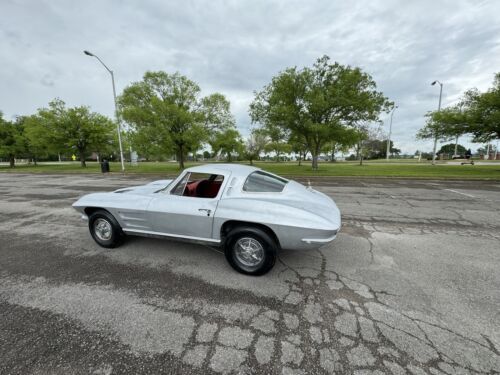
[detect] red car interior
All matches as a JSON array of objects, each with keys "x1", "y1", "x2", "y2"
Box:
[{"x1": 183, "y1": 179, "x2": 222, "y2": 198}]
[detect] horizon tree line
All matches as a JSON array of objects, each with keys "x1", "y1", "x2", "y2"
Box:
[{"x1": 5, "y1": 56, "x2": 496, "y2": 169}]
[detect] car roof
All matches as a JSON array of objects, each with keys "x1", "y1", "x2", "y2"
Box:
[{"x1": 185, "y1": 163, "x2": 261, "y2": 178}]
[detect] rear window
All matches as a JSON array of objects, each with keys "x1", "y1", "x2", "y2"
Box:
[{"x1": 242, "y1": 171, "x2": 288, "y2": 192}]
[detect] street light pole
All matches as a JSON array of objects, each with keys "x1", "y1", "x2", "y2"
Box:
[
  {"x1": 386, "y1": 106, "x2": 398, "y2": 161},
  {"x1": 84, "y1": 50, "x2": 125, "y2": 172},
  {"x1": 431, "y1": 80, "x2": 443, "y2": 166}
]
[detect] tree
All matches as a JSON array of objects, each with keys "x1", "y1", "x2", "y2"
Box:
[
  {"x1": 210, "y1": 128, "x2": 244, "y2": 162},
  {"x1": 416, "y1": 106, "x2": 468, "y2": 160},
  {"x1": 289, "y1": 132, "x2": 309, "y2": 165},
  {"x1": 0, "y1": 112, "x2": 27, "y2": 167},
  {"x1": 438, "y1": 143, "x2": 466, "y2": 157},
  {"x1": 244, "y1": 129, "x2": 267, "y2": 165},
  {"x1": 418, "y1": 73, "x2": 500, "y2": 151},
  {"x1": 118, "y1": 71, "x2": 234, "y2": 169},
  {"x1": 30, "y1": 99, "x2": 116, "y2": 167},
  {"x1": 250, "y1": 56, "x2": 392, "y2": 169},
  {"x1": 321, "y1": 126, "x2": 359, "y2": 161},
  {"x1": 22, "y1": 114, "x2": 60, "y2": 164},
  {"x1": 462, "y1": 73, "x2": 500, "y2": 141},
  {"x1": 352, "y1": 125, "x2": 370, "y2": 165}
]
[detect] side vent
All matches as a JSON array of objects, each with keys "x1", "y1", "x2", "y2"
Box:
[{"x1": 226, "y1": 177, "x2": 237, "y2": 196}]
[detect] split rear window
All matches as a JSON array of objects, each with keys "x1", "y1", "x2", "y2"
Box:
[{"x1": 243, "y1": 171, "x2": 288, "y2": 193}]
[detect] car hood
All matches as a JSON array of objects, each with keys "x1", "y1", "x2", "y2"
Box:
[{"x1": 113, "y1": 179, "x2": 173, "y2": 196}]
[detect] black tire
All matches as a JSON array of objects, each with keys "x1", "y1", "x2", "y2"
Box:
[
  {"x1": 88, "y1": 210, "x2": 124, "y2": 248},
  {"x1": 224, "y1": 226, "x2": 278, "y2": 276}
]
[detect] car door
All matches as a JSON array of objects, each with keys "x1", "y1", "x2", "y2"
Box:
[{"x1": 147, "y1": 171, "x2": 229, "y2": 240}]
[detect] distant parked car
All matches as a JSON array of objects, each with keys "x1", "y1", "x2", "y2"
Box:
[{"x1": 72, "y1": 164, "x2": 341, "y2": 275}]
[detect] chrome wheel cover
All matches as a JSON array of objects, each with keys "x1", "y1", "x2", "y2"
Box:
[
  {"x1": 234, "y1": 237, "x2": 264, "y2": 268},
  {"x1": 94, "y1": 218, "x2": 112, "y2": 241}
]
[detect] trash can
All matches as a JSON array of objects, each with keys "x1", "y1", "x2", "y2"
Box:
[{"x1": 100, "y1": 159, "x2": 110, "y2": 173}]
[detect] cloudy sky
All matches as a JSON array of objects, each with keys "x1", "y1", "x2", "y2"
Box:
[{"x1": 2, "y1": 0, "x2": 500, "y2": 154}]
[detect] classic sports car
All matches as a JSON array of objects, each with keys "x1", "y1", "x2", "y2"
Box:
[{"x1": 73, "y1": 164, "x2": 341, "y2": 275}]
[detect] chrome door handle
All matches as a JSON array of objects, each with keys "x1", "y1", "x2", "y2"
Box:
[{"x1": 198, "y1": 208, "x2": 212, "y2": 216}]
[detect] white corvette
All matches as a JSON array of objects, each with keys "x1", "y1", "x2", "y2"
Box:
[{"x1": 73, "y1": 164, "x2": 341, "y2": 275}]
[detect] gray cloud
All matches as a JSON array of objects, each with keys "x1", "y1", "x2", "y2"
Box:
[{"x1": 1, "y1": 0, "x2": 499, "y2": 153}]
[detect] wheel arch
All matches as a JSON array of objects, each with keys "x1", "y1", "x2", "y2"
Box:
[
  {"x1": 220, "y1": 220, "x2": 281, "y2": 249},
  {"x1": 84, "y1": 207, "x2": 112, "y2": 217}
]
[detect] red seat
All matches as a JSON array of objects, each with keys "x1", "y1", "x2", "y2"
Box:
[
  {"x1": 183, "y1": 181, "x2": 200, "y2": 196},
  {"x1": 196, "y1": 180, "x2": 222, "y2": 198}
]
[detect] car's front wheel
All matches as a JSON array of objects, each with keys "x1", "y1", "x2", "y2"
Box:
[
  {"x1": 224, "y1": 226, "x2": 277, "y2": 276},
  {"x1": 88, "y1": 210, "x2": 124, "y2": 248}
]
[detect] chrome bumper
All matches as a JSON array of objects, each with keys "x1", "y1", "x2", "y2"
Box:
[{"x1": 301, "y1": 230, "x2": 338, "y2": 244}]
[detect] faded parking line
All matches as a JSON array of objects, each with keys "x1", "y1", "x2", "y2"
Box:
[{"x1": 444, "y1": 188, "x2": 475, "y2": 198}]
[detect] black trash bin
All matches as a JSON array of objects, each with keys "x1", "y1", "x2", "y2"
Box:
[{"x1": 100, "y1": 159, "x2": 110, "y2": 173}]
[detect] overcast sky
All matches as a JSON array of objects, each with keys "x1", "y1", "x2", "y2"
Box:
[{"x1": 2, "y1": 0, "x2": 500, "y2": 154}]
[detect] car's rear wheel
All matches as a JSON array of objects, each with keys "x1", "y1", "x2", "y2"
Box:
[
  {"x1": 224, "y1": 226, "x2": 277, "y2": 276},
  {"x1": 88, "y1": 210, "x2": 124, "y2": 248}
]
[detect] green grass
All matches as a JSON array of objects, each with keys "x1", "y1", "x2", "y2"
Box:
[{"x1": 1, "y1": 160, "x2": 500, "y2": 179}]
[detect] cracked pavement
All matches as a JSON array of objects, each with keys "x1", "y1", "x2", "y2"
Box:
[{"x1": 0, "y1": 173, "x2": 499, "y2": 374}]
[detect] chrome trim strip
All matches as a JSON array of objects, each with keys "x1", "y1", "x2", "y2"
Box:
[
  {"x1": 123, "y1": 228, "x2": 221, "y2": 244},
  {"x1": 301, "y1": 231, "x2": 338, "y2": 244}
]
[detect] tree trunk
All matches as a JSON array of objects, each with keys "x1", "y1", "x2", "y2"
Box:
[
  {"x1": 298, "y1": 151, "x2": 302, "y2": 166},
  {"x1": 357, "y1": 141, "x2": 363, "y2": 166},
  {"x1": 33, "y1": 156, "x2": 38, "y2": 166},
  {"x1": 79, "y1": 151, "x2": 86, "y2": 168},
  {"x1": 312, "y1": 154, "x2": 318, "y2": 170},
  {"x1": 249, "y1": 158, "x2": 253, "y2": 166},
  {"x1": 178, "y1": 144, "x2": 185, "y2": 169},
  {"x1": 9, "y1": 155, "x2": 15, "y2": 168},
  {"x1": 311, "y1": 144, "x2": 320, "y2": 170}
]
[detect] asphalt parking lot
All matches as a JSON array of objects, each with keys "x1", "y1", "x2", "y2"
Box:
[{"x1": 0, "y1": 173, "x2": 499, "y2": 375}]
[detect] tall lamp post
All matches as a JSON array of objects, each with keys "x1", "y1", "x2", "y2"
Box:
[
  {"x1": 431, "y1": 80, "x2": 443, "y2": 166},
  {"x1": 386, "y1": 105, "x2": 398, "y2": 161},
  {"x1": 84, "y1": 50, "x2": 125, "y2": 171}
]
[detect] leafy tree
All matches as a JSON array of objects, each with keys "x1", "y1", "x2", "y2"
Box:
[
  {"x1": 244, "y1": 129, "x2": 267, "y2": 165},
  {"x1": 262, "y1": 123, "x2": 290, "y2": 162},
  {"x1": 118, "y1": 71, "x2": 233, "y2": 169},
  {"x1": 361, "y1": 139, "x2": 400, "y2": 159},
  {"x1": 210, "y1": 128, "x2": 244, "y2": 162},
  {"x1": 418, "y1": 73, "x2": 500, "y2": 156},
  {"x1": 0, "y1": 112, "x2": 27, "y2": 167},
  {"x1": 461, "y1": 73, "x2": 500, "y2": 141},
  {"x1": 438, "y1": 143, "x2": 466, "y2": 156},
  {"x1": 31, "y1": 99, "x2": 116, "y2": 167},
  {"x1": 22, "y1": 114, "x2": 61, "y2": 164},
  {"x1": 250, "y1": 56, "x2": 392, "y2": 169},
  {"x1": 321, "y1": 126, "x2": 359, "y2": 161},
  {"x1": 289, "y1": 132, "x2": 309, "y2": 165},
  {"x1": 353, "y1": 126, "x2": 370, "y2": 165},
  {"x1": 416, "y1": 106, "x2": 468, "y2": 162}
]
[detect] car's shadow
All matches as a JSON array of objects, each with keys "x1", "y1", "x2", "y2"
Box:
[{"x1": 86, "y1": 234, "x2": 329, "y2": 300}]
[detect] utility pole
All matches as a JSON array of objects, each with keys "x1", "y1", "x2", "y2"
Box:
[
  {"x1": 431, "y1": 80, "x2": 443, "y2": 165},
  {"x1": 84, "y1": 50, "x2": 125, "y2": 171},
  {"x1": 386, "y1": 106, "x2": 398, "y2": 161}
]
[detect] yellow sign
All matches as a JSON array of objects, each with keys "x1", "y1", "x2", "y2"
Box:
[{"x1": 71, "y1": 154, "x2": 76, "y2": 161}]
